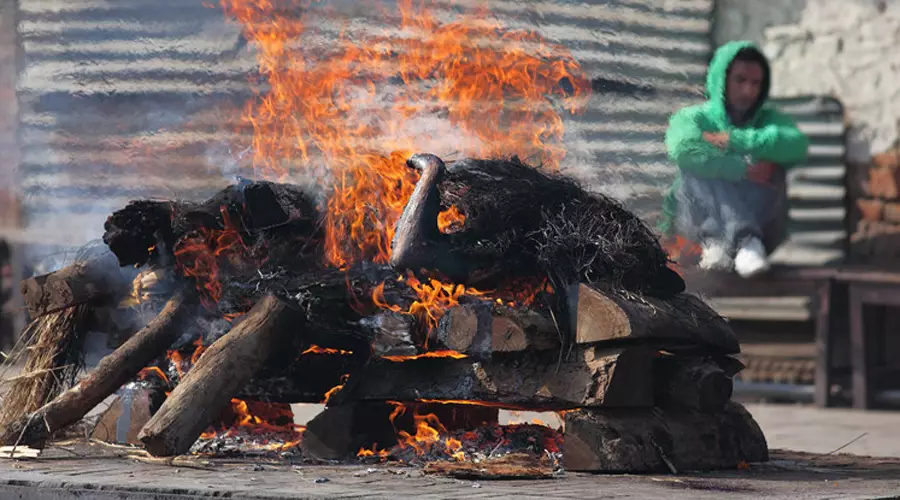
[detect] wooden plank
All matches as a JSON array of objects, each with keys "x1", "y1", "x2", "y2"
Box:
[
  {"x1": 707, "y1": 296, "x2": 812, "y2": 322},
  {"x1": 331, "y1": 346, "x2": 657, "y2": 410},
  {"x1": 568, "y1": 284, "x2": 738, "y2": 354}
]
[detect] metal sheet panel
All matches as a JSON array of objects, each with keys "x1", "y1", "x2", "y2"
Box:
[
  {"x1": 16, "y1": 0, "x2": 714, "y2": 266},
  {"x1": 769, "y1": 96, "x2": 847, "y2": 266}
]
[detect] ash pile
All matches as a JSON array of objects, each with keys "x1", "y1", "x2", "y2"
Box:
[{"x1": 0, "y1": 153, "x2": 767, "y2": 476}]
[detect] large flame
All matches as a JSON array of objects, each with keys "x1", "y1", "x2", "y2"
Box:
[{"x1": 219, "y1": 0, "x2": 590, "y2": 268}]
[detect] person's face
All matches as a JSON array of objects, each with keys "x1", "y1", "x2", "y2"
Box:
[{"x1": 725, "y1": 60, "x2": 764, "y2": 113}]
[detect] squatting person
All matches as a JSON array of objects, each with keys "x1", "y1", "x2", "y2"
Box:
[{"x1": 659, "y1": 40, "x2": 810, "y2": 278}]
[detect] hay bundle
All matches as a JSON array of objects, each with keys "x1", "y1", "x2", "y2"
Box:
[{"x1": 0, "y1": 305, "x2": 90, "y2": 431}]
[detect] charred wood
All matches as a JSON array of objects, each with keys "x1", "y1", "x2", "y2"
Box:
[
  {"x1": 568, "y1": 283, "x2": 738, "y2": 354},
  {"x1": 563, "y1": 402, "x2": 769, "y2": 473},
  {"x1": 0, "y1": 291, "x2": 194, "y2": 448},
  {"x1": 430, "y1": 302, "x2": 559, "y2": 358},
  {"x1": 139, "y1": 294, "x2": 304, "y2": 457},
  {"x1": 330, "y1": 346, "x2": 655, "y2": 410},
  {"x1": 654, "y1": 356, "x2": 734, "y2": 413}
]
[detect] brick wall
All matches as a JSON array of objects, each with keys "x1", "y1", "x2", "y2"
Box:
[{"x1": 849, "y1": 150, "x2": 900, "y2": 263}]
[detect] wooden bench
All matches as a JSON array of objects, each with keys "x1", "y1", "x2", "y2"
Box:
[{"x1": 823, "y1": 268, "x2": 900, "y2": 409}]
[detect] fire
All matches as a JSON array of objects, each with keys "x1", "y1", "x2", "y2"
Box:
[
  {"x1": 301, "y1": 345, "x2": 353, "y2": 356},
  {"x1": 381, "y1": 350, "x2": 467, "y2": 362},
  {"x1": 137, "y1": 366, "x2": 169, "y2": 386},
  {"x1": 372, "y1": 273, "x2": 487, "y2": 339},
  {"x1": 199, "y1": 398, "x2": 305, "y2": 451},
  {"x1": 219, "y1": 0, "x2": 590, "y2": 322},
  {"x1": 173, "y1": 207, "x2": 264, "y2": 308},
  {"x1": 437, "y1": 205, "x2": 466, "y2": 234},
  {"x1": 322, "y1": 373, "x2": 351, "y2": 404},
  {"x1": 662, "y1": 235, "x2": 703, "y2": 276}
]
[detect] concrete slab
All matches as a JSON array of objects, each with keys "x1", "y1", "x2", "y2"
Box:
[
  {"x1": 748, "y1": 403, "x2": 900, "y2": 457},
  {"x1": 2, "y1": 447, "x2": 900, "y2": 500}
]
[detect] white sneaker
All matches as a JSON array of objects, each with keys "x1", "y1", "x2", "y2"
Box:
[
  {"x1": 734, "y1": 237, "x2": 770, "y2": 278},
  {"x1": 699, "y1": 240, "x2": 732, "y2": 271}
]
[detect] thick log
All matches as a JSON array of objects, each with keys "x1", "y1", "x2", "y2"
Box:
[
  {"x1": 238, "y1": 348, "x2": 366, "y2": 404},
  {"x1": 563, "y1": 402, "x2": 769, "y2": 473},
  {"x1": 654, "y1": 356, "x2": 733, "y2": 413},
  {"x1": 331, "y1": 346, "x2": 655, "y2": 409},
  {"x1": 0, "y1": 291, "x2": 193, "y2": 447},
  {"x1": 568, "y1": 283, "x2": 739, "y2": 354},
  {"x1": 20, "y1": 253, "x2": 129, "y2": 319},
  {"x1": 139, "y1": 294, "x2": 303, "y2": 457},
  {"x1": 430, "y1": 303, "x2": 559, "y2": 358}
]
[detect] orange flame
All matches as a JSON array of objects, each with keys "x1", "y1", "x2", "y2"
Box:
[
  {"x1": 219, "y1": 0, "x2": 590, "y2": 319},
  {"x1": 173, "y1": 207, "x2": 264, "y2": 308},
  {"x1": 662, "y1": 235, "x2": 702, "y2": 277},
  {"x1": 381, "y1": 350, "x2": 467, "y2": 362},
  {"x1": 322, "y1": 373, "x2": 351, "y2": 404},
  {"x1": 372, "y1": 273, "x2": 487, "y2": 340},
  {"x1": 437, "y1": 205, "x2": 466, "y2": 234},
  {"x1": 137, "y1": 366, "x2": 170, "y2": 386},
  {"x1": 301, "y1": 345, "x2": 354, "y2": 356}
]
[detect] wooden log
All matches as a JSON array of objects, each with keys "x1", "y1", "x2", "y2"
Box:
[
  {"x1": 330, "y1": 346, "x2": 655, "y2": 409},
  {"x1": 430, "y1": 303, "x2": 559, "y2": 358},
  {"x1": 20, "y1": 252, "x2": 129, "y2": 319},
  {"x1": 563, "y1": 402, "x2": 769, "y2": 473},
  {"x1": 568, "y1": 283, "x2": 739, "y2": 354},
  {"x1": 654, "y1": 356, "x2": 733, "y2": 413},
  {"x1": 238, "y1": 348, "x2": 366, "y2": 404},
  {"x1": 139, "y1": 294, "x2": 303, "y2": 457},
  {"x1": 0, "y1": 291, "x2": 193, "y2": 448}
]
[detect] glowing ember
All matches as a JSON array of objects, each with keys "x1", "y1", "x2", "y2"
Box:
[
  {"x1": 301, "y1": 345, "x2": 354, "y2": 356},
  {"x1": 381, "y1": 350, "x2": 467, "y2": 362},
  {"x1": 356, "y1": 402, "x2": 562, "y2": 463},
  {"x1": 322, "y1": 373, "x2": 351, "y2": 404},
  {"x1": 662, "y1": 235, "x2": 702, "y2": 277}
]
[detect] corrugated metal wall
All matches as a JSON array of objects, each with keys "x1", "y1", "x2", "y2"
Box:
[
  {"x1": 770, "y1": 96, "x2": 847, "y2": 267},
  {"x1": 16, "y1": 0, "x2": 713, "y2": 266}
]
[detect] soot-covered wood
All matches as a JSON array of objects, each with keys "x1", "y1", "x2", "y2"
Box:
[
  {"x1": 568, "y1": 283, "x2": 739, "y2": 354},
  {"x1": 103, "y1": 180, "x2": 322, "y2": 273},
  {"x1": 390, "y1": 154, "x2": 685, "y2": 299},
  {"x1": 563, "y1": 402, "x2": 769, "y2": 473},
  {"x1": 329, "y1": 346, "x2": 656, "y2": 409}
]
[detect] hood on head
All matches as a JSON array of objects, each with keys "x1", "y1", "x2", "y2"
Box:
[{"x1": 705, "y1": 40, "x2": 771, "y2": 122}]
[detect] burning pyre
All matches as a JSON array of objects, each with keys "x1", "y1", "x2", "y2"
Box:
[{"x1": 0, "y1": 0, "x2": 764, "y2": 478}]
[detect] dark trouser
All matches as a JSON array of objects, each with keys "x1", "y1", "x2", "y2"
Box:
[{"x1": 674, "y1": 171, "x2": 787, "y2": 254}]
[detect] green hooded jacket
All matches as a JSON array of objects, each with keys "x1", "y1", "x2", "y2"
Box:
[{"x1": 658, "y1": 40, "x2": 810, "y2": 236}]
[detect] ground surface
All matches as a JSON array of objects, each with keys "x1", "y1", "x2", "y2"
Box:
[{"x1": 1, "y1": 446, "x2": 900, "y2": 500}]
